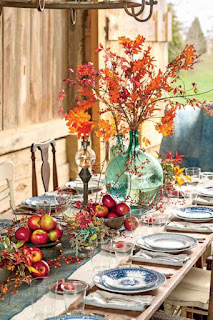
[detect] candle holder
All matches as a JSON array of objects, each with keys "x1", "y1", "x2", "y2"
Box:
[{"x1": 75, "y1": 137, "x2": 96, "y2": 206}]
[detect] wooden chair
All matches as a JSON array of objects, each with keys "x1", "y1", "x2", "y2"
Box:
[
  {"x1": 161, "y1": 260, "x2": 213, "y2": 320},
  {"x1": 0, "y1": 161, "x2": 15, "y2": 212},
  {"x1": 31, "y1": 139, "x2": 58, "y2": 196}
]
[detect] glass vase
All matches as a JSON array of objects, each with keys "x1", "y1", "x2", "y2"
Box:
[
  {"x1": 105, "y1": 130, "x2": 163, "y2": 209},
  {"x1": 110, "y1": 134, "x2": 127, "y2": 160}
]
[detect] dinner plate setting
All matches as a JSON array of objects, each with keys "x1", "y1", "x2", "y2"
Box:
[
  {"x1": 93, "y1": 267, "x2": 166, "y2": 294},
  {"x1": 65, "y1": 178, "x2": 104, "y2": 193},
  {"x1": 172, "y1": 206, "x2": 213, "y2": 222},
  {"x1": 198, "y1": 186, "x2": 213, "y2": 197},
  {"x1": 46, "y1": 314, "x2": 107, "y2": 320},
  {"x1": 137, "y1": 233, "x2": 197, "y2": 253},
  {"x1": 22, "y1": 195, "x2": 62, "y2": 209}
]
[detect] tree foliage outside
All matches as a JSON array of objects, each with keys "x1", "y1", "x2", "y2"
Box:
[
  {"x1": 168, "y1": 3, "x2": 184, "y2": 62},
  {"x1": 186, "y1": 17, "x2": 207, "y2": 55}
]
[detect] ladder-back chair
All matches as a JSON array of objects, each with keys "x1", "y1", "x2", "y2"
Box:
[
  {"x1": 0, "y1": 161, "x2": 15, "y2": 212},
  {"x1": 31, "y1": 139, "x2": 58, "y2": 196}
]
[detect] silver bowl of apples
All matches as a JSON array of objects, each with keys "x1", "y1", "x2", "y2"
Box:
[{"x1": 94, "y1": 194, "x2": 130, "y2": 230}]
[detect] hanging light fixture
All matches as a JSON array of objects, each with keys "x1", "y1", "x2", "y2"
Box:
[{"x1": 1, "y1": 0, "x2": 158, "y2": 24}]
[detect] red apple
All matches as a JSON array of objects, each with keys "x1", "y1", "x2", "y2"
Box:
[
  {"x1": 94, "y1": 204, "x2": 108, "y2": 218},
  {"x1": 15, "y1": 227, "x2": 32, "y2": 242},
  {"x1": 40, "y1": 214, "x2": 57, "y2": 232},
  {"x1": 25, "y1": 247, "x2": 43, "y2": 263},
  {"x1": 115, "y1": 202, "x2": 130, "y2": 216},
  {"x1": 102, "y1": 194, "x2": 117, "y2": 209},
  {"x1": 49, "y1": 227, "x2": 63, "y2": 241},
  {"x1": 124, "y1": 216, "x2": 139, "y2": 231},
  {"x1": 56, "y1": 224, "x2": 63, "y2": 238},
  {"x1": 28, "y1": 215, "x2": 41, "y2": 231},
  {"x1": 31, "y1": 229, "x2": 49, "y2": 245},
  {"x1": 107, "y1": 212, "x2": 119, "y2": 219},
  {"x1": 30, "y1": 260, "x2": 50, "y2": 278}
]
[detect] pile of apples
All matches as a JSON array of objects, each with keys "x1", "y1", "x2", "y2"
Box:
[
  {"x1": 15, "y1": 214, "x2": 63, "y2": 245},
  {"x1": 24, "y1": 247, "x2": 50, "y2": 278},
  {"x1": 92, "y1": 194, "x2": 139, "y2": 231}
]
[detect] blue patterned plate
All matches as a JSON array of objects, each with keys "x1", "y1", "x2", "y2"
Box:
[
  {"x1": 101, "y1": 267, "x2": 157, "y2": 290},
  {"x1": 46, "y1": 315, "x2": 107, "y2": 320},
  {"x1": 199, "y1": 186, "x2": 213, "y2": 197},
  {"x1": 173, "y1": 206, "x2": 213, "y2": 222},
  {"x1": 94, "y1": 267, "x2": 166, "y2": 294}
]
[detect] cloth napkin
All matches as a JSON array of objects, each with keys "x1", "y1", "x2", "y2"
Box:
[
  {"x1": 166, "y1": 221, "x2": 213, "y2": 233},
  {"x1": 131, "y1": 249, "x2": 190, "y2": 266},
  {"x1": 85, "y1": 290, "x2": 154, "y2": 312},
  {"x1": 196, "y1": 195, "x2": 213, "y2": 206}
]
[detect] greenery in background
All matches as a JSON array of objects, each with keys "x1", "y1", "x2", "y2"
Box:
[
  {"x1": 186, "y1": 18, "x2": 207, "y2": 55},
  {"x1": 168, "y1": 3, "x2": 184, "y2": 62}
]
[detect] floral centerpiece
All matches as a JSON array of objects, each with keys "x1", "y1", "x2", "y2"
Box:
[
  {"x1": 64, "y1": 207, "x2": 108, "y2": 256},
  {"x1": 59, "y1": 35, "x2": 212, "y2": 209}
]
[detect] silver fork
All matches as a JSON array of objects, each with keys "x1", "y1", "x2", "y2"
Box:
[{"x1": 95, "y1": 295, "x2": 142, "y2": 305}]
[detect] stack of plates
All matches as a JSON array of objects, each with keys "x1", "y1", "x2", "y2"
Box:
[
  {"x1": 137, "y1": 233, "x2": 197, "y2": 253},
  {"x1": 173, "y1": 206, "x2": 213, "y2": 222},
  {"x1": 93, "y1": 267, "x2": 166, "y2": 294},
  {"x1": 22, "y1": 195, "x2": 60, "y2": 209},
  {"x1": 65, "y1": 178, "x2": 105, "y2": 193}
]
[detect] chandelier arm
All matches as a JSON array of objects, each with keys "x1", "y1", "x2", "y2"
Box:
[
  {"x1": 124, "y1": 0, "x2": 145, "y2": 18},
  {"x1": 132, "y1": 0, "x2": 156, "y2": 22},
  {"x1": 37, "y1": 0, "x2": 45, "y2": 11}
]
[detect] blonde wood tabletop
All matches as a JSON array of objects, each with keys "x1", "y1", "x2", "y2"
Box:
[{"x1": 84, "y1": 232, "x2": 213, "y2": 320}]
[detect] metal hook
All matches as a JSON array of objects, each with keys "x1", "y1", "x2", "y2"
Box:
[
  {"x1": 124, "y1": 0, "x2": 157, "y2": 22},
  {"x1": 36, "y1": 0, "x2": 45, "y2": 12},
  {"x1": 70, "y1": 9, "x2": 77, "y2": 25}
]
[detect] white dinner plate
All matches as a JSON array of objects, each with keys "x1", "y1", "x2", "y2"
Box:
[{"x1": 137, "y1": 233, "x2": 197, "y2": 253}]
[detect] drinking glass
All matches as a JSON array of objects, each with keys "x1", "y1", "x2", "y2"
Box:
[
  {"x1": 150, "y1": 212, "x2": 170, "y2": 234},
  {"x1": 185, "y1": 167, "x2": 201, "y2": 188},
  {"x1": 62, "y1": 280, "x2": 88, "y2": 315},
  {"x1": 113, "y1": 241, "x2": 134, "y2": 267},
  {"x1": 91, "y1": 239, "x2": 112, "y2": 273},
  {"x1": 183, "y1": 188, "x2": 198, "y2": 206},
  {"x1": 201, "y1": 172, "x2": 213, "y2": 188},
  {"x1": 30, "y1": 277, "x2": 54, "y2": 320}
]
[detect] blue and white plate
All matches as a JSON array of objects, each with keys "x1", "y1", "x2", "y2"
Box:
[
  {"x1": 173, "y1": 206, "x2": 213, "y2": 222},
  {"x1": 199, "y1": 186, "x2": 213, "y2": 198},
  {"x1": 22, "y1": 195, "x2": 60, "y2": 208},
  {"x1": 137, "y1": 233, "x2": 197, "y2": 253},
  {"x1": 94, "y1": 267, "x2": 166, "y2": 294},
  {"x1": 46, "y1": 314, "x2": 107, "y2": 320},
  {"x1": 101, "y1": 267, "x2": 158, "y2": 290}
]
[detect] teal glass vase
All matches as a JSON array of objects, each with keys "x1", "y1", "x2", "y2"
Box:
[
  {"x1": 105, "y1": 130, "x2": 163, "y2": 208},
  {"x1": 110, "y1": 135, "x2": 127, "y2": 160}
]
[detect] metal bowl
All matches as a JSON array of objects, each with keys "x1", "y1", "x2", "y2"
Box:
[{"x1": 103, "y1": 215, "x2": 124, "y2": 230}]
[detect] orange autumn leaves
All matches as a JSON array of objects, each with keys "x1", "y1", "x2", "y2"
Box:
[{"x1": 59, "y1": 35, "x2": 212, "y2": 140}]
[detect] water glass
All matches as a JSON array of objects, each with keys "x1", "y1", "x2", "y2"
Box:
[
  {"x1": 201, "y1": 172, "x2": 213, "y2": 188},
  {"x1": 113, "y1": 241, "x2": 134, "y2": 267},
  {"x1": 150, "y1": 212, "x2": 170, "y2": 234},
  {"x1": 183, "y1": 188, "x2": 198, "y2": 206},
  {"x1": 91, "y1": 239, "x2": 112, "y2": 272},
  {"x1": 30, "y1": 277, "x2": 54, "y2": 320},
  {"x1": 185, "y1": 167, "x2": 201, "y2": 188},
  {"x1": 62, "y1": 280, "x2": 88, "y2": 315}
]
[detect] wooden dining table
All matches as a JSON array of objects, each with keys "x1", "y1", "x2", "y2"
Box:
[{"x1": 1, "y1": 202, "x2": 213, "y2": 320}]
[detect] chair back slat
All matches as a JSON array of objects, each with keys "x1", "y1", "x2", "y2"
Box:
[
  {"x1": 31, "y1": 139, "x2": 58, "y2": 196},
  {"x1": 0, "y1": 161, "x2": 15, "y2": 211}
]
